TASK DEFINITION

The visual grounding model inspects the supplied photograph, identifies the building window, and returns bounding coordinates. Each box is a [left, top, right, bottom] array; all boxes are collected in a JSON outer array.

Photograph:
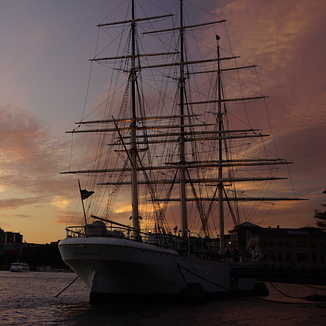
[[263, 253, 268, 260], [297, 252, 308, 262], [312, 253, 317, 262], [297, 241, 307, 248], [271, 252, 275, 261], [286, 253, 290, 261], [278, 252, 283, 261]]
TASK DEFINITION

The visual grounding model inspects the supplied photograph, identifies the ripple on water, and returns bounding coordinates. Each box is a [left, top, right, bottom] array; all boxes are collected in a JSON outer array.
[[0, 271, 325, 326]]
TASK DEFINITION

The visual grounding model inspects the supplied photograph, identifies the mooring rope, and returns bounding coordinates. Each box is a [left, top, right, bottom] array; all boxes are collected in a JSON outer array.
[[250, 282, 326, 305], [54, 275, 80, 298], [177, 263, 231, 291], [296, 283, 326, 291], [268, 282, 307, 300]]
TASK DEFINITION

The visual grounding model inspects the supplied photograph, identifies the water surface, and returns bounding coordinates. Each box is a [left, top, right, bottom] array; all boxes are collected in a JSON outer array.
[[0, 271, 325, 325]]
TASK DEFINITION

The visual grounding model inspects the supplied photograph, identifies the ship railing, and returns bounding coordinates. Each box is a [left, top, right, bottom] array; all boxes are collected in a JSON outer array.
[[145, 231, 217, 256], [65, 226, 86, 237], [187, 231, 204, 258], [65, 224, 131, 239], [145, 232, 177, 248], [65, 224, 212, 254], [172, 234, 222, 260], [65, 223, 148, 240]]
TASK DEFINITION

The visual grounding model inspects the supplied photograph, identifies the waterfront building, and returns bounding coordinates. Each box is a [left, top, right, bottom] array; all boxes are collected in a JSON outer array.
[[229, 223, 326, 271]]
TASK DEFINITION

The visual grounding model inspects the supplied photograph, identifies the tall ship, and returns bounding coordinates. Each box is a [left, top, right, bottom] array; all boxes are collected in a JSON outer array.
[[58, 0, 303, 303]]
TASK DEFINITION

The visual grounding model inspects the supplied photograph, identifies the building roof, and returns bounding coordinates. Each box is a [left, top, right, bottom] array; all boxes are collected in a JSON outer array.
[[233, 222, 261, 229], [229, 223, 325, 237], [258, 226, 325, 236]]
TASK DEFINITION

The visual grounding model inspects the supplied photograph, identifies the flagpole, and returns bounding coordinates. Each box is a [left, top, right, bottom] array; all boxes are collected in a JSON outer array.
[[78, 180, 87, 225]]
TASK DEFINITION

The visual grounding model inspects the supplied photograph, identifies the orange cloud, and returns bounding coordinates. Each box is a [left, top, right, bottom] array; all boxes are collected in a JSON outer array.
[[54, 211, 83, 225]]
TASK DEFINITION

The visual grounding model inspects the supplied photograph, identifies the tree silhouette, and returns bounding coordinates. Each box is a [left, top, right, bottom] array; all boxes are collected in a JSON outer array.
[[314, 189, 326, 230]]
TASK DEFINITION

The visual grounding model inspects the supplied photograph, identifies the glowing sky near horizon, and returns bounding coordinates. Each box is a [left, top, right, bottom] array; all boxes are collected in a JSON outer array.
[[0, 0, 325, 244]]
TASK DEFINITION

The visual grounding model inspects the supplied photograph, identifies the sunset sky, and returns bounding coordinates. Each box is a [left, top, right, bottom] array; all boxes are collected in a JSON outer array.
[[0, 0, 325, 244]]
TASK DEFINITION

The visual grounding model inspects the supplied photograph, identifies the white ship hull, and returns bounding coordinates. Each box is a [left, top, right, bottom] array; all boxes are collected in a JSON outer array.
[[58, 237, 256, 302]]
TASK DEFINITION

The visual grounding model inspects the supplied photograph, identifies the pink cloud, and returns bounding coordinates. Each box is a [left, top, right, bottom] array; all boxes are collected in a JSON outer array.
[[0, 197, 42, 210], [206, 0, 326, 227], [0, 105, 76, 209]]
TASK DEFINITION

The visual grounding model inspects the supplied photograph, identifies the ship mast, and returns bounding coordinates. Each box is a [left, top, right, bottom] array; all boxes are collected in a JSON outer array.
[[216, 35, 225, 255], [130, 0, 140, 240], [179, 0, 188, 237], [60, 0, 307, 245]]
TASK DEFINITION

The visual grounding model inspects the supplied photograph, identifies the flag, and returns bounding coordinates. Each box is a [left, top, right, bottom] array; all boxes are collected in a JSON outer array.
[[80, 189, 94, 200]]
